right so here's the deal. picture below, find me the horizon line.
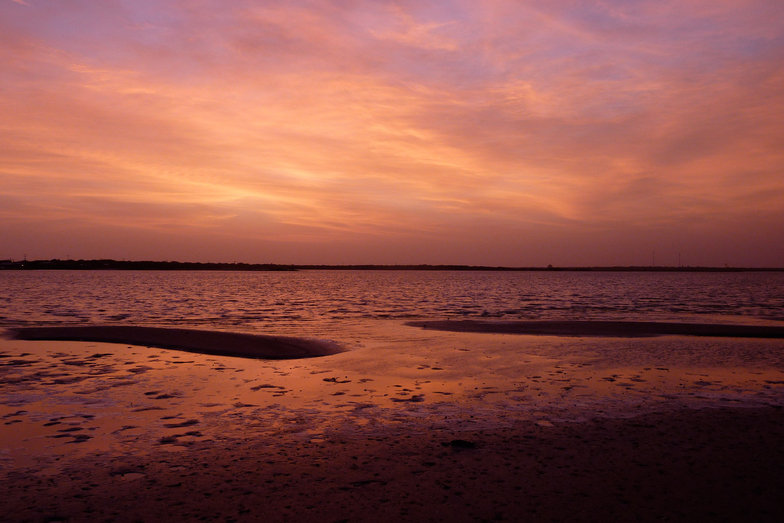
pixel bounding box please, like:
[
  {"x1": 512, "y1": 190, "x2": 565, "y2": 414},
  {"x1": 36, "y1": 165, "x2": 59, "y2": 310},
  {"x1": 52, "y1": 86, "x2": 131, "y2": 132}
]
[{"x1": 2, "y1": 259, "x2": 783, "y2": 272}]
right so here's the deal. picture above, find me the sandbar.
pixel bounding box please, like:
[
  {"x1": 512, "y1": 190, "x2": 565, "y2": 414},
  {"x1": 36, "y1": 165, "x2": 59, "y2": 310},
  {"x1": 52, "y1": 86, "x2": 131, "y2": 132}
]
[
  {"x1": 407, "y1": 319, "x2": 784, "y2": 338},
  {"x1": 3, "y1": 326, "x2": 344, "y2": 359}
]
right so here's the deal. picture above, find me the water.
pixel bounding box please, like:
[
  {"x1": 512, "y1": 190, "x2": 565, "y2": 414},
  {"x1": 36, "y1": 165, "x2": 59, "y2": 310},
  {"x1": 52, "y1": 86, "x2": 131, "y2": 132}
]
[
  {"x1": 1, "y1": 270, "x2": 783, "y2": 332},
  {"x1": 2, "y1": 270, "x2": 784, "y2": 472}
]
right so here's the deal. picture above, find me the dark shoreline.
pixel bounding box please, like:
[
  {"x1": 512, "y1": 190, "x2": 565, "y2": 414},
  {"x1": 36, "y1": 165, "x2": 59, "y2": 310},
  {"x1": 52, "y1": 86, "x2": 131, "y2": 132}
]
[
  {"x1": 3, "y1": 326, "x2": 344, "y2": 360},
  {"x1": 2, "y1": 258, "x2": 783, "y2": 272},
  {"x1": 407, "y1": 319, "x2": 784, "y2": 338}
]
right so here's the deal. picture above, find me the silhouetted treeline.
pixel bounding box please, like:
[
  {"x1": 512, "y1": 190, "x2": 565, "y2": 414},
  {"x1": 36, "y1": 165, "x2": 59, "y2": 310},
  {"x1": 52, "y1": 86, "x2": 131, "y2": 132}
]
[
  {"x1": 0, "y1": 259, "x2": 296, "y2": 271},
  {"x1": 1, "y1": 259, "x2": 782, "y2": 272}
]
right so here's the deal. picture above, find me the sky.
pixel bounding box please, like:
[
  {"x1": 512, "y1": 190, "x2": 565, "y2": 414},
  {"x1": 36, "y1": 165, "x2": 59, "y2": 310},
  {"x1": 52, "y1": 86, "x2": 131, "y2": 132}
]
[{"x1": 1, "y1": 0, "x2": 783, "y2": 266}]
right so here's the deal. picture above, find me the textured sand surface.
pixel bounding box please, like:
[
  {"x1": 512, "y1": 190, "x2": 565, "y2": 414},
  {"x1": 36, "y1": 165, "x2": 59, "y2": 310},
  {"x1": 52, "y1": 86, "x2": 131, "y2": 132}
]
[
  {"x1": 3, "y1": 408, "x2": 783, "y2": 522},
  {"x1": 3, "y1": 323, "x2": 784, "y2": 522}
]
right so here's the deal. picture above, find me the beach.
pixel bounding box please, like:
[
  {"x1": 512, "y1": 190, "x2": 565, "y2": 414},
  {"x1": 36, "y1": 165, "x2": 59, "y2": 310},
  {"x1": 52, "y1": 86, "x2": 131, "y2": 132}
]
[
  {"x1": 5, "y1": 0, "x2": 784, "y2": 517},
  {"x1": 3, "y1": 406, "x2": 783, "y2": 522},
  {"x1": 3, "y1": 321, "x2": 784, "y2": 522}
]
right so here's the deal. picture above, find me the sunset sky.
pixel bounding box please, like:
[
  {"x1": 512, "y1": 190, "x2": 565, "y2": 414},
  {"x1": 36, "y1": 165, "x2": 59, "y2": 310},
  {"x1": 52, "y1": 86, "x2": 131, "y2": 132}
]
[{"x1": 1, "y1": 0, "x2": 783, "y2": 266}]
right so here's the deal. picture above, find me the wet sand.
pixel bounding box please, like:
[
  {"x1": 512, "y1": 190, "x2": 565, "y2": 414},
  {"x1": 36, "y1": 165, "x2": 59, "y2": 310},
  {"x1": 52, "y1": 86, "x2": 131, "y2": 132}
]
[
  {"x1": 407, "y1": 319, "x2": 784, "y2": 338},
  {"x1": 3, "y1": 407, "x2": 783, "y2": 522},
  {"x1": 3, "y1": 323, "x2": 784, "y2": 522},
  {"x1": 5, "y1": 326, "x2": 345, "y2": 359}
]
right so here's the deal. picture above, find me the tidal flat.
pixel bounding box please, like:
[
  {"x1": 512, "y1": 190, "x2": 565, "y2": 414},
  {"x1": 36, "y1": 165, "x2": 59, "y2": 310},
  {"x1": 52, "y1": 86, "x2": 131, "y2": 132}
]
[{"x1": 2, "y1": 322, "x2": 784, "y2": 521}]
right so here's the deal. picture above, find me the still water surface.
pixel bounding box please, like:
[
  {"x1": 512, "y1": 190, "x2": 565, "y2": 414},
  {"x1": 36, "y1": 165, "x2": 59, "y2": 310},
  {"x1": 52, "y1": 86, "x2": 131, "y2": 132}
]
[{"x1": 2, "y1": 270, "x2": 782, "y2": 332}]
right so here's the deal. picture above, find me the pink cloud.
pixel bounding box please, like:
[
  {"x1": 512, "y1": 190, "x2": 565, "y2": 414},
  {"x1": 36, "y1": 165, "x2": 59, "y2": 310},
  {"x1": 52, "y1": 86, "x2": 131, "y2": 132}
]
[{"x1": 1, "y1": 0, "x2": 782, "y2": 265}]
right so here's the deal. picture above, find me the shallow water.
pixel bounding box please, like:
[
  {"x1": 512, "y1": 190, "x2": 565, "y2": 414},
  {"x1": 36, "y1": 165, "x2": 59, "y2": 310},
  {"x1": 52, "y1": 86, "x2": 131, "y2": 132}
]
[{"x1": 2, "y1": 270, "x2": 783, "y2": 332}]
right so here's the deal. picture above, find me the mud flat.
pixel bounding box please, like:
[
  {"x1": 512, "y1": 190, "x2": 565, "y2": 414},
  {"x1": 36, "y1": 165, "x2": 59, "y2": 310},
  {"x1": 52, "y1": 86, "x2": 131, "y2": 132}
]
[
  {"x1": 4, "y1": 326, "x2": 345, "y2": 360},
  {"x1": 3, "y1": 323, "x2": 784, "y2": 522},
  {"x1": 2, "y1": 406, "x2": 784, "y2": 522},
  {"x1": 407, "y1": 319, "x2": 784, "y2": 338}
]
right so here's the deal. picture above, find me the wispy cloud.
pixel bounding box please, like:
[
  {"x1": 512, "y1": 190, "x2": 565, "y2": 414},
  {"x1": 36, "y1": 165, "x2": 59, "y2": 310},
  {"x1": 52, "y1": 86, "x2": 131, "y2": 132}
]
[{"x1": 1, "y1": 0, "x2": 782, "y2": 265}]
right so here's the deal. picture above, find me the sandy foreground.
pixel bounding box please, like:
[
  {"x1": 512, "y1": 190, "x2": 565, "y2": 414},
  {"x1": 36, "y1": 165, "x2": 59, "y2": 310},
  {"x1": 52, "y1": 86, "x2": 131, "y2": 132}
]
[{"x1": 2, "y1": 322, "x2": 784, "y2": 522}]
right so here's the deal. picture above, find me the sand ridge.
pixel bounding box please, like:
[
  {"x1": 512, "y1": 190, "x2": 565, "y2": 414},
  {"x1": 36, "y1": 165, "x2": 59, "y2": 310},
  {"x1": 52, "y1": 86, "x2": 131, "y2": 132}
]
[
  {"x1": 407, "y1": 319, "x2": 784, "y2": 338},
  {"x1": 4, "y1": 326, "x2": 346, "y2": 360}
]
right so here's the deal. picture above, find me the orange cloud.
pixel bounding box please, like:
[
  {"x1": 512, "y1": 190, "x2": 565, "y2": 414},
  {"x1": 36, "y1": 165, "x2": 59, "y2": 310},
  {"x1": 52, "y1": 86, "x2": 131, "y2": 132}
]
[{"x1": 1, "y1": 0, "x2": 782, "y2": 265}]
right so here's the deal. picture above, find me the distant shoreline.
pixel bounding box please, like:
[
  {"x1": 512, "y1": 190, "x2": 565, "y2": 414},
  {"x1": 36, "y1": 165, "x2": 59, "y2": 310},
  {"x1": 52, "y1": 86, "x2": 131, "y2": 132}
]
[{"x1": 1, "y1": 259, "x2": 783, "y2": 272}]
